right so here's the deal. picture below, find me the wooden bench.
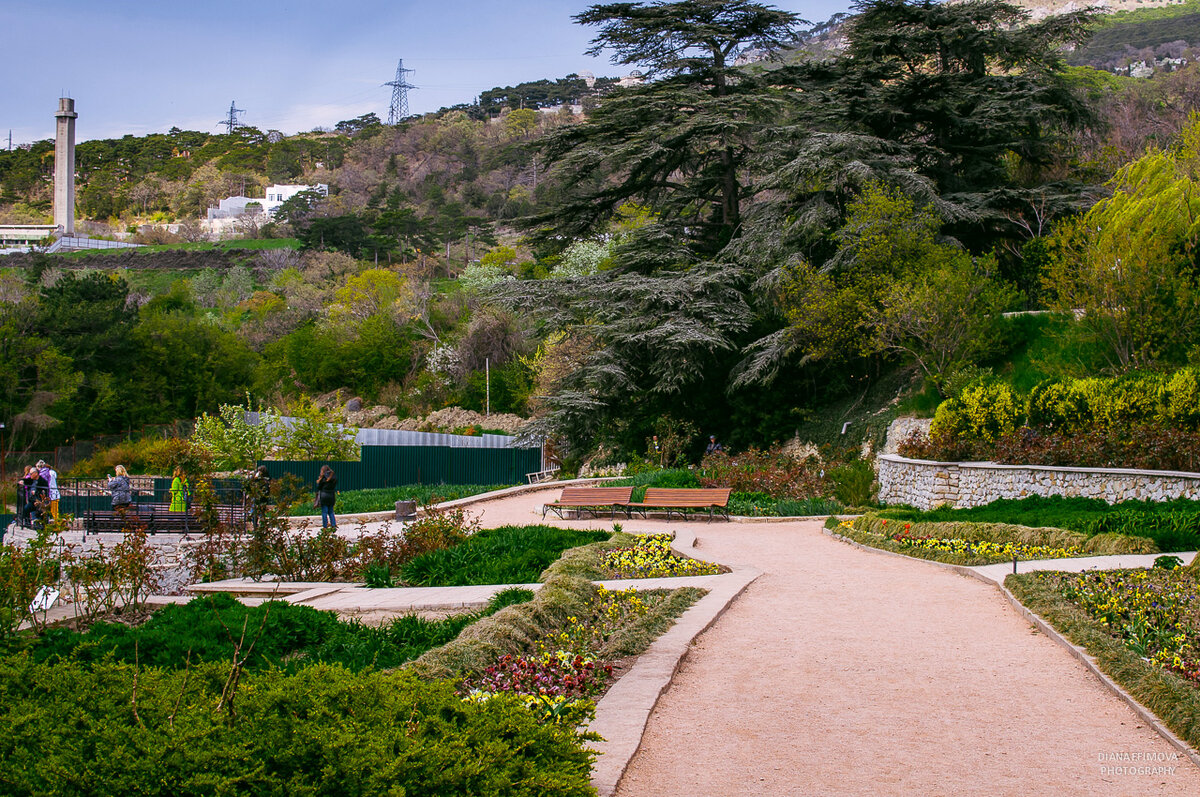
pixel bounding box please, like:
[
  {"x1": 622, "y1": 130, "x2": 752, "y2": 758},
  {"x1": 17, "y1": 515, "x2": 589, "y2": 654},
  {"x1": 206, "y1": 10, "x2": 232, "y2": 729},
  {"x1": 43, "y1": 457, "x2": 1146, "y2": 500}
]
[
  {"x1": 542, "y1": 486, "x2": 634, "y2": 520},
  {"x1": 625, "y1": 488, "x2": 732, "y2": 521}
]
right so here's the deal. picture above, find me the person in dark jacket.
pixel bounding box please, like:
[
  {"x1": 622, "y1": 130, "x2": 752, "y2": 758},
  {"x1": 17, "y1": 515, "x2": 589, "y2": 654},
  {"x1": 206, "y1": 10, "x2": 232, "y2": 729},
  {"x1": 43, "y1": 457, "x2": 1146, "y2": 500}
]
[
  {"x1": 108, "y1": 465, "x2": 133, "y2": 512},
  {"x1": 316, "y1": 465, "x2": 337, "y2": 530},
  {"x1": 16, "y1": 466, "x2": 38, "y2": 528}
]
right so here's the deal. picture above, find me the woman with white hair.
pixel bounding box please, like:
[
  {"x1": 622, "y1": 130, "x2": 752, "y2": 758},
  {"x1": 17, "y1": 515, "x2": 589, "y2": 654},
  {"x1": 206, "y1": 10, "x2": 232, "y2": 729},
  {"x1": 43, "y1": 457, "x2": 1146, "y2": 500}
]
[{"x1": 108, "y1": 465, "x2": 133, "y2": 512}]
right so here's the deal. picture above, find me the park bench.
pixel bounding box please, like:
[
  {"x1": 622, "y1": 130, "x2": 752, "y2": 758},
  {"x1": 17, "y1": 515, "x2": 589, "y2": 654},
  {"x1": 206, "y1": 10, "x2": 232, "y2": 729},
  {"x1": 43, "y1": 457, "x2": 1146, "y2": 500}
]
[
  {"x1": 625, "y1": 488, "x2": 732, "y2": 522},
  {"x1": 542, "y1": 486, "x2": 634, "y2": 520},
  {"x1": 83, "y1": 502, "x2": 248, "y2": 537},
  {"x1": 84, "y1": 506, "x2": 192, "y2": 537}
]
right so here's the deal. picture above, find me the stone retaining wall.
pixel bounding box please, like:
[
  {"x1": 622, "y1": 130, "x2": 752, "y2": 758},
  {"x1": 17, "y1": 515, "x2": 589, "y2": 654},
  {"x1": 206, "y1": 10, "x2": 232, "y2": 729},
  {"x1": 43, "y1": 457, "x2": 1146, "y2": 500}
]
[{"x1": 877, "y1": 454, "x2": 1200, "y2": 510}]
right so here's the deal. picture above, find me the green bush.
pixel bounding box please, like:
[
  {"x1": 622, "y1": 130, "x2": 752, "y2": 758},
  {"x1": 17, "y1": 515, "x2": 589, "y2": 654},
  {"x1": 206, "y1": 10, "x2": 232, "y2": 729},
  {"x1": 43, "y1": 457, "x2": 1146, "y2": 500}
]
[
  {"x1": 827, "y1": 458, "x2": 878, "y2": 507},
  {"x1": 28, "y1": 591, "x2": 533, "y2": 672},
  {"x1": 401, "y1": 526, "x2": 612, "y2": 587},
  {"x1": 726, "y1": 494, "x2": 843, "y2": 517},
  {"x1": 1026, "y1": 378, "x2": 1092, "y2": 431},
  {"x1": 1162, "y1": 367, "x2": 1200, "y2": 428},
  {"x1": 0, "y1": 659, "x2": 595, "y2": 796},
  {"x1": 958, "y1": 382, "x2": 1021, "y2": 442}
]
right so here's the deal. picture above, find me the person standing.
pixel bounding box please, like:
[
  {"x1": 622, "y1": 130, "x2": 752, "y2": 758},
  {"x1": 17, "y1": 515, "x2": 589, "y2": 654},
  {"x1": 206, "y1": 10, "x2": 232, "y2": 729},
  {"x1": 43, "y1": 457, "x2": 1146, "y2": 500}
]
[
  {"x1": 16, "y1": 467, "x2": 38, "y2": 528},
  {"x1": 30, "y1": 465, "x2": 49, "y2": 527},
  {"x1": 169, "y1": 467, "x2": 189, "y2": 512},
  {"x1": 37, "y1": 460, "x2": 59, "y2": 520},
  {"x1": 705, "y1": 435, "x2": 723, "y2": 455},
  {"x1": 108, "y1": 465, "x2": 133, "y2": 513},
  {"x1": 246, "y1": 465, "x2": 271, "y2": 531},
  {"x1": 316, "y1": 465, "x2": 337, "y2": 531}
]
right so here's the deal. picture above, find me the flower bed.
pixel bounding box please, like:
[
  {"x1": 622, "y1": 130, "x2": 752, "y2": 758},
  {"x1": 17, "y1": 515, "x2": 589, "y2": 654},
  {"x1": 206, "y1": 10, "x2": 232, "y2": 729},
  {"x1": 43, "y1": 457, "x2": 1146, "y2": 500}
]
[
  {"x1": 460, "y1": 585, "x2": 680, "y2": 725},
  {"x1": 1053, "y1": 568, "x2": 1200, "y2": 684},
  {"x1": 601, "y1": 534, "x2": 722, "y2": 578},
  {"x1": 891, "y1": 530, "x2": 1087, "y2": 562},
  {"x1": 1008, "y1": 565, "x2": 1200, "y2": 750}
]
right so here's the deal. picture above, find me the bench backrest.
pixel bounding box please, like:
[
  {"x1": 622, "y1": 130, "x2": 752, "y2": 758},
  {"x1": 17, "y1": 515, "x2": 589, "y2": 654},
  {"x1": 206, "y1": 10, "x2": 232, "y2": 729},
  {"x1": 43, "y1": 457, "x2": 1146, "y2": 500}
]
[
  {"x1": 641, "y1": 488, "x2": 731, "y2": 506},
  {"x1": 555, "y1": 486, "x2": 634, "y2": 504}
]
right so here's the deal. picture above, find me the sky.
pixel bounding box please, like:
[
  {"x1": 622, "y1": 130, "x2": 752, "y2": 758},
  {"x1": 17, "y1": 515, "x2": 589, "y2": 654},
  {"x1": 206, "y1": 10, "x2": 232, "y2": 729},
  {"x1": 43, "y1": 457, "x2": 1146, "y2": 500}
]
[{"x1": 1, "y1": 0, "x2": 854, "y2": 146}]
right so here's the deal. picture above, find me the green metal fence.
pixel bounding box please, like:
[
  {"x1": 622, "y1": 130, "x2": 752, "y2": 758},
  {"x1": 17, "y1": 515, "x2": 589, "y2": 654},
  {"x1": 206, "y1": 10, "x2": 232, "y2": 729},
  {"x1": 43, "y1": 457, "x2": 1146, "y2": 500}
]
[{"x1": 258, "y1": 445, "x2": 543, "y2": 492}]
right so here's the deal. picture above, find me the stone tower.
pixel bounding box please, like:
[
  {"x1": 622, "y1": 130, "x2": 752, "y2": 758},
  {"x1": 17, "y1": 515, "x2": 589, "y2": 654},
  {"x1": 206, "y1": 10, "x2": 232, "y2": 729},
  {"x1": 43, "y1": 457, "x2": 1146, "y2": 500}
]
[{"x1": 54, "y1": 97, "x2": 77, "y2": 235}]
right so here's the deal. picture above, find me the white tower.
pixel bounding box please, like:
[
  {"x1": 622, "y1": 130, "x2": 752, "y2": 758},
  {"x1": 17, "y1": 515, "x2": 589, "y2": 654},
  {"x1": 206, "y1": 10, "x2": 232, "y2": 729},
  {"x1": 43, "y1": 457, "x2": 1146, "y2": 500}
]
[{"x1": 54, "y1": 97, "x2": 77, "y2": 235}]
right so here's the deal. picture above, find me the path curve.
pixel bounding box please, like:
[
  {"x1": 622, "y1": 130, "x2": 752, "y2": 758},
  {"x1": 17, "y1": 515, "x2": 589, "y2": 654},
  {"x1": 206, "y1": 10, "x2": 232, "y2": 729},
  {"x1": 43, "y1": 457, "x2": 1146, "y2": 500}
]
[
  {"x1": 329, "y1": 487, "x2": 1200, "y2": 795},
  {"x1": 609, "y1": 520, "x2": 1200, "y2": 796}
]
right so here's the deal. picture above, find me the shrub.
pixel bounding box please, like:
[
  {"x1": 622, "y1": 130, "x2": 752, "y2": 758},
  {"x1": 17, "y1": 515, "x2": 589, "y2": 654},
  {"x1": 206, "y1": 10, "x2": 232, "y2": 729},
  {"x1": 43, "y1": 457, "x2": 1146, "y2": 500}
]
[
  {"x1": 958, "y1": 382, "x2": 1021, "y2": 443},
  {"x1": 1092, "y1": 373, "x2": 1166, "y2": 429},
  {"x1": 0, "y1": 659, "x2": 596, "y2": 796},
  {"x1": 401, "y1": 526, "x2": 612, "y2": 587},
  {"x1": 30, "y1": 590, "x2": 534, "y2": 673},
  {"x1": 1162, "y1": 367, "x2": 1200, "y2": 428},
  {"x1": 828, "y1": 458, "x2": 877, "y2": 507},
  {"x1": 1026, "y1": 378, "x2": 1092, "y2": 431},
  {"x1": 68, "y1": 436, "x2": 177, "y2": 477},
  {"x1": 698, "y1": 448, "x2": 826, "y2": 499}
]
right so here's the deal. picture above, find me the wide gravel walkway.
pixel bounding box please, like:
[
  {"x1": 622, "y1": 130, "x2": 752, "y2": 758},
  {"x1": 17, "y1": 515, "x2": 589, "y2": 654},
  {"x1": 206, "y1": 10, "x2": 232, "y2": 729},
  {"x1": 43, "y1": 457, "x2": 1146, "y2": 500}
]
[
  {"x1": 303, "y1": 487, "x2": 1200, "y2": 795},
  {"x1": 609, "y1": 519, "x2": 1200, "y2": 796}
]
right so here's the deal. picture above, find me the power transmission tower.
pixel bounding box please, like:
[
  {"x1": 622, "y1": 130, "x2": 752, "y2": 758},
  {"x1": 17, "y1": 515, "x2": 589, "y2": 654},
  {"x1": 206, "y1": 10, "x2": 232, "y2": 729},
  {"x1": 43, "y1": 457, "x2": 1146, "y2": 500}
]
[
  {"x1": 218, "y1": 101, "x2": 245, "y2": 134},
  {"x1": 384, "y1": 60, "x2": 416, "y2": 125}
]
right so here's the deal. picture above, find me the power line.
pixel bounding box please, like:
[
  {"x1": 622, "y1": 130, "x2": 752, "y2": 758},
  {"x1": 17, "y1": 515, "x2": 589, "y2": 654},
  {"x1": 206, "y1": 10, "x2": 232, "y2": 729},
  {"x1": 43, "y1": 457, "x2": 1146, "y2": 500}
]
[
  {"x1": 218, "y1": 100, "x2": 246, "y2": 134},
  {"x1": 384, "y1": 59, "x2": 417, "y2": 125}
]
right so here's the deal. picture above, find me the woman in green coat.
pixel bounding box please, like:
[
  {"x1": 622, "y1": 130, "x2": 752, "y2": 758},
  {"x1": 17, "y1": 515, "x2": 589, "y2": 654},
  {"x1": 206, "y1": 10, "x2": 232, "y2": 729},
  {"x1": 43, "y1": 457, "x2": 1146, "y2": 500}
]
[{"x1": 169, "y1": 467, "x2": 189, "y2": 512}]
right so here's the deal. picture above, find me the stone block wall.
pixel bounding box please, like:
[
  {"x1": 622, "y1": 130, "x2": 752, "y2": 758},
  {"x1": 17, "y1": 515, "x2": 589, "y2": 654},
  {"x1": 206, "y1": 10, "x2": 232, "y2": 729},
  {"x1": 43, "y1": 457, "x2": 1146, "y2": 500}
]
[{"x1": 877, "y1": 454, "x2": 1200, "y2": 510}]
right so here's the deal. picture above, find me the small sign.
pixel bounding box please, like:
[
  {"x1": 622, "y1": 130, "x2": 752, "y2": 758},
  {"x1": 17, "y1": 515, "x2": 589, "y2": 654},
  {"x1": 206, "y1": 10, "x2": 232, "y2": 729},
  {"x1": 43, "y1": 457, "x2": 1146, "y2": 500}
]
[{"x1": 29, "y1": 586, "x2": 59, "y2": 613}]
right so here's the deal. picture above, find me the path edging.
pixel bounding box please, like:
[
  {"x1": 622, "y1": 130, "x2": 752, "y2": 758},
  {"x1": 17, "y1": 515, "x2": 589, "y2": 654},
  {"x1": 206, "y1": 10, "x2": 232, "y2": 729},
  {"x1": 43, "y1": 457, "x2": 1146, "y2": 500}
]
[
  {"x1": 823, "y1": 527, "x2": 1200, "y2": 770},
  {"x1": 587, "y1": 528, "x2": 761, "y2": 797}
]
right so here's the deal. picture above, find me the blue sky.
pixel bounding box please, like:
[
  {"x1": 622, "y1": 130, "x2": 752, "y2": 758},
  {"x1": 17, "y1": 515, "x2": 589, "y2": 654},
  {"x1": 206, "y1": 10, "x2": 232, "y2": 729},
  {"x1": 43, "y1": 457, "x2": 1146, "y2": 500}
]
[{"x1": 2, "y1": 0, "x2": 853, "y2": 145}]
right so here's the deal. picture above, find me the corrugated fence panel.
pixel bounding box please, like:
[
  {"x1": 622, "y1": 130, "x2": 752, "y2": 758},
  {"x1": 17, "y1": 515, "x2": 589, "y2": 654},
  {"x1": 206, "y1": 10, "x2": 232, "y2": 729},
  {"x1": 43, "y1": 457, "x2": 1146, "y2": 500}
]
[{"x1": 260, "y1": 444, "x2": 542, "y2": 490}]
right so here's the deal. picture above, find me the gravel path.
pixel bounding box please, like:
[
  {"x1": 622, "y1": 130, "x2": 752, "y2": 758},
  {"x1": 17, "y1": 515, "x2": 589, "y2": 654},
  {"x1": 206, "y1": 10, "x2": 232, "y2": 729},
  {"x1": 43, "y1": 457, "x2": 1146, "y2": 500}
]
[
  {"x1": 325, "y1": 488, "x2": 1200, "y2": 794},
  {"x1": 611, "y1": 520, "x2": 1200, "y2": 797}
]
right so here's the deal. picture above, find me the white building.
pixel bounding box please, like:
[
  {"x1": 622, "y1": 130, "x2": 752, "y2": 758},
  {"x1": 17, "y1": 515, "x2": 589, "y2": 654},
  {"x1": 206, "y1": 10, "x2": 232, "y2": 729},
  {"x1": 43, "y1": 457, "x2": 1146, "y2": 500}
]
[{"x1": 206, "y1": 183, "x2": 328, "y2": 220}]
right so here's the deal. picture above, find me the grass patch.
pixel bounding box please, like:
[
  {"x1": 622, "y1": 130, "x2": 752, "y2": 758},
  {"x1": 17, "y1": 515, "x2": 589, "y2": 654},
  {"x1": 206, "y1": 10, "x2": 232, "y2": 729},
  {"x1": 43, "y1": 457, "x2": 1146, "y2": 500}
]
[
  {"x1": 54, "y1": 238, "x2": 302, "y2": 257},
  {"x1": 24, "y1": 589, "x2": 533, "y2": 672},
  {"x1": 1007, "y1": 569, "x2": 1200, "y2": 750},
  {"x1": 402, "y1": 525, "x2": 613, "y2": 587},
  {"x1": 878, "y1": 495, "x2": 1200, "y2": 552},
  {"x1": 289, "y1": 483, "x2": 514, "y2": 515}
]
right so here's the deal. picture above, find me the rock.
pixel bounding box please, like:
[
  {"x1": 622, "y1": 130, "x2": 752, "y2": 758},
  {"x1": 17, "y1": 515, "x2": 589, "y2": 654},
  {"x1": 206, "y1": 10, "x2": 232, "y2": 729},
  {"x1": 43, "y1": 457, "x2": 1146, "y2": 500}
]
[{"x1": 345, "y1": 397, "x2": 363, "y2": 413}]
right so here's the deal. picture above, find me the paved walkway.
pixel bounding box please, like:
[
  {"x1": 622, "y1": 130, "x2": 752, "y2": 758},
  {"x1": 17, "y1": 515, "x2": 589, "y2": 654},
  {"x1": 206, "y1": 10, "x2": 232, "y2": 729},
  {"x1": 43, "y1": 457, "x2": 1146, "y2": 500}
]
[{"x1": 608, "y1": 519, "x2": 1200, "y2": 796}]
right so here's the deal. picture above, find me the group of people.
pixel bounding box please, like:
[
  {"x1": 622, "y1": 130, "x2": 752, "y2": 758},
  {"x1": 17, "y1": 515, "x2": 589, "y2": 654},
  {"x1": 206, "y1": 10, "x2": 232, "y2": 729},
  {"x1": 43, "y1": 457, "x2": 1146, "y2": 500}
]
[
  {"x1": 14, "y1": 460, "x2": 59, "y2": 529},
  {"x1": 243, "y1": 464, "x2": 338, "y2": 531}
]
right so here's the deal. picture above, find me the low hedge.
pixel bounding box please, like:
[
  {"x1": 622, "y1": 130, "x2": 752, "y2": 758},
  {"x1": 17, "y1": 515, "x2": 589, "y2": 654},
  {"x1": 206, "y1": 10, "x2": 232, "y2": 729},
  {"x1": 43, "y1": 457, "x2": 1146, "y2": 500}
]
[
  {"x1": 829, "y1": 514, "x2": 1154, "y2": 566},
  {"x1": 1007, "y1": 572, "x2": 1200, "y2": 751},
  {"x1": 0, "y1": 658, "x2": 595, "y2": 796},
  {"x1": 26, "y1": 590, "x2": 533, "y2": 673},
  {"x1": 878, "y1": 496, "x2": 1200, "y2": 553},
  {"x1": 401, "y1": 525, "x2": 613, "y2": 587}
]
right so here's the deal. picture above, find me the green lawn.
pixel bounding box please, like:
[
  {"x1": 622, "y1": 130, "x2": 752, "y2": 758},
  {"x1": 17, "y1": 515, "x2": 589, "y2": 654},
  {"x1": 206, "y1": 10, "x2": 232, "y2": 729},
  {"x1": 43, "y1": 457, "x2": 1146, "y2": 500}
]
[{"x1": 287, "y1": 483, "x2": 514, "y2": 515}]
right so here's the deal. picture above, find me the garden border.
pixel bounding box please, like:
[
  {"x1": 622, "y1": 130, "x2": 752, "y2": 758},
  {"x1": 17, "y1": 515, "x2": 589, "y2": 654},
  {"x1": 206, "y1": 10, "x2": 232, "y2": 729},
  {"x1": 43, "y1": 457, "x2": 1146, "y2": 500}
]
[
  {"x1": 586, "y1": 528, "x2": 762, "y2": 797},
  {"x1": 823, "y1": 526, "x2": 1200, "y2": 769}
]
